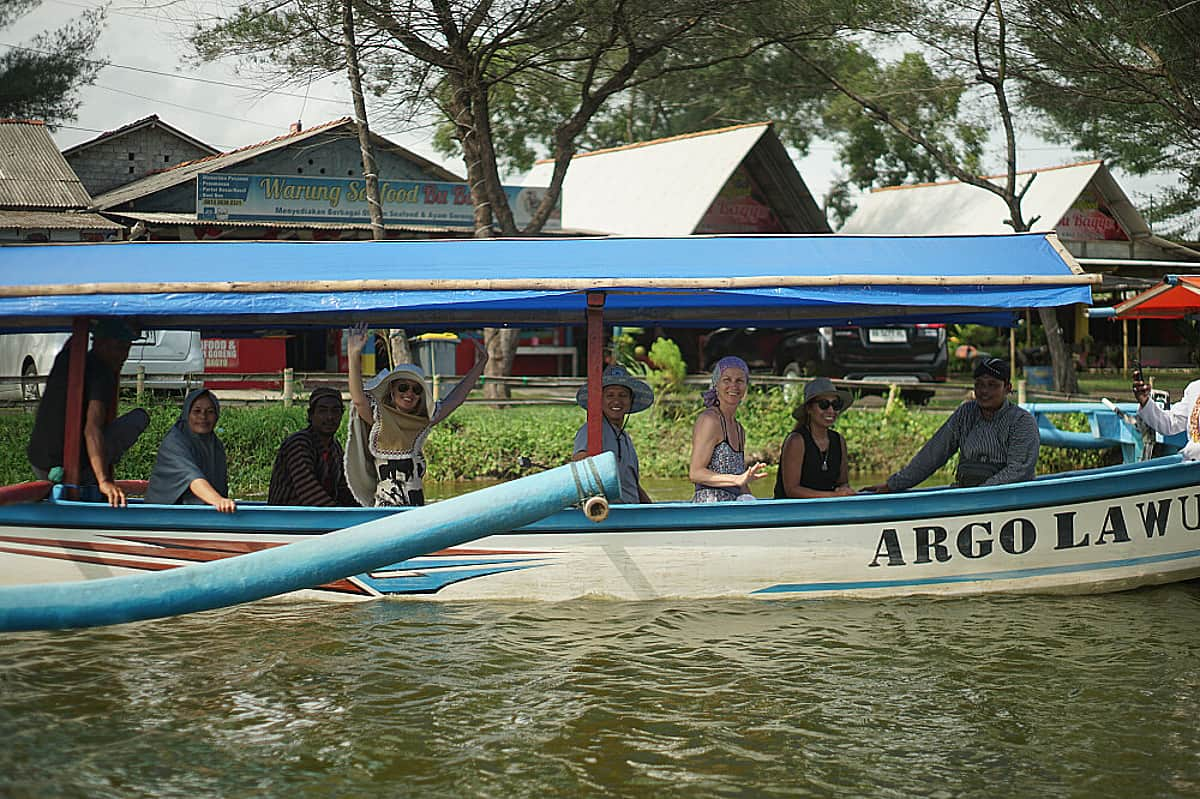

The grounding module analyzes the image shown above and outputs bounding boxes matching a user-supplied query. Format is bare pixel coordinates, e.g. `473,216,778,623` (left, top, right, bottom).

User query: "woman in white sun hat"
572,365,655,504
344,323,486,506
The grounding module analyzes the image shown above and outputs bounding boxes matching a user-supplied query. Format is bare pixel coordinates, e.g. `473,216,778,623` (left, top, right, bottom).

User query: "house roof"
61,114,219,158
91,118,464,210
0,120,93,209
521,123,830,235
0,210,122,231
107,210,471,235
839,161,1199,260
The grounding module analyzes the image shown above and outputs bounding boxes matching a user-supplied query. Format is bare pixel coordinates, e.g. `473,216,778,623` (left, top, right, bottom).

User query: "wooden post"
282,368,294,408
885,383,900,414
586,292,605,455
432,372,441,403
1136,318,1142,363
1009,324,1016,368
1017,379,1026,405
62,317,90,489
136,365,145,403
1122,319,1129,375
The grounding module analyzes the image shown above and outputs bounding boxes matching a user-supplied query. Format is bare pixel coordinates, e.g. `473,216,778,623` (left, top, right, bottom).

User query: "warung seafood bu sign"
196,173,561,230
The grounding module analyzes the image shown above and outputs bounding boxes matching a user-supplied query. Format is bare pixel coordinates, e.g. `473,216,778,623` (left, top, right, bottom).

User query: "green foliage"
0,398,1121,496
1009,0,1200,236
0,0,104,124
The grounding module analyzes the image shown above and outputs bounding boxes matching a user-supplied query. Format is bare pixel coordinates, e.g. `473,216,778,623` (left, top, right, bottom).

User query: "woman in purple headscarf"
688,356,768,503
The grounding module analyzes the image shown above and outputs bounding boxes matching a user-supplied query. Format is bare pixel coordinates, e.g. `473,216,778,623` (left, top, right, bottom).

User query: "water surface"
4,588,1200,797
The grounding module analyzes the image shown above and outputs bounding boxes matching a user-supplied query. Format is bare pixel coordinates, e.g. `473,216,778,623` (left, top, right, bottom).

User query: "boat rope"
585,458,604,498
569,461,585,505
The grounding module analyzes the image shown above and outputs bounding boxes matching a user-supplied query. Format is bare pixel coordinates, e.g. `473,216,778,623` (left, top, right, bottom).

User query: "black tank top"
773,426,843,498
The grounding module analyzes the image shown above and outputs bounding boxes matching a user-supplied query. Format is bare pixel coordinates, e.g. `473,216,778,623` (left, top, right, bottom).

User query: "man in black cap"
868,357,1040,491
27,318,150,507
267,387,357,506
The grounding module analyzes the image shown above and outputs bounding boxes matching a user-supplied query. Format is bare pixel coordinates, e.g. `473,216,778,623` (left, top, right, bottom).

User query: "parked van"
0,330,204,401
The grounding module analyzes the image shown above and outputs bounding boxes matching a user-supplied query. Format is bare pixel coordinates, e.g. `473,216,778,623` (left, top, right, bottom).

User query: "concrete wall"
67,125,213,197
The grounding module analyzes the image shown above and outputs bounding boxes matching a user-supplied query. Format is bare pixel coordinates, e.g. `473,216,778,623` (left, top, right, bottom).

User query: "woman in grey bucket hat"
572,365,653,504
775,377,855,499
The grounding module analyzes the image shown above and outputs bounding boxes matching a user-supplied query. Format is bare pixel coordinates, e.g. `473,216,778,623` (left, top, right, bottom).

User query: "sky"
5,0,1181,221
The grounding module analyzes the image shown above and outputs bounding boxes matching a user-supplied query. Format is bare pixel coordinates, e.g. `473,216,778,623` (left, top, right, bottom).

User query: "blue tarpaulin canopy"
0,234,1093,331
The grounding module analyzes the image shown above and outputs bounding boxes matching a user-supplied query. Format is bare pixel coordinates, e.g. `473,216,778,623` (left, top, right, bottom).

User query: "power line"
0,41,348,105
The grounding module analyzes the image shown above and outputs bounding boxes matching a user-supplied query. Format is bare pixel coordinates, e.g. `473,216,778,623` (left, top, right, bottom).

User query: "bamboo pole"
0,273,1101,298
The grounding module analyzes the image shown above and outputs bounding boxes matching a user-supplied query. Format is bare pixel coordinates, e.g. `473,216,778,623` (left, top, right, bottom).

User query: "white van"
0,330,204,401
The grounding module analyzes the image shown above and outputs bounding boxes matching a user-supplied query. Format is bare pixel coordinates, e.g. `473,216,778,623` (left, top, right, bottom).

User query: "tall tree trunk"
343,0,413,368
1039,307,1079,395
342,0,384,241
446,81,521,398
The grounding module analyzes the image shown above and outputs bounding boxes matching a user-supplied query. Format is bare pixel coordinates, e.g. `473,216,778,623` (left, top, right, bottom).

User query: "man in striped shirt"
868,358,1040,491
267,387,357,506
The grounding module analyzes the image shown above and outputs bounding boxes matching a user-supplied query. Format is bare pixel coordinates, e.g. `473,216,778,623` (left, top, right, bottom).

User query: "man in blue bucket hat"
27,318,150,507
572,365,654,504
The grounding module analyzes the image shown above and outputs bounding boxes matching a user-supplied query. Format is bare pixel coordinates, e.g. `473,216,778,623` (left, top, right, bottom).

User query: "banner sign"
196,173,561,230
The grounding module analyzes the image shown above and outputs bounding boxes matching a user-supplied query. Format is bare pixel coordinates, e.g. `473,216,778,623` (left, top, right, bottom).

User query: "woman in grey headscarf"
146,389,235,512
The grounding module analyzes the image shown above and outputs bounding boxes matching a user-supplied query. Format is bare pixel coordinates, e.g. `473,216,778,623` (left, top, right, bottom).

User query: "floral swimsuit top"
692,413,746,503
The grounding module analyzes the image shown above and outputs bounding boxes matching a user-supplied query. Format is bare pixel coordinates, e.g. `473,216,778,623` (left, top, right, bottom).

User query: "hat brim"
792,388,854,420
575,375,655,414
364,365,431,417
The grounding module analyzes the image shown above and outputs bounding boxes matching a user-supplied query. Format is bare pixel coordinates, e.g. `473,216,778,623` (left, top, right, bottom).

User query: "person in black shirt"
774,377,855,499
26,319,149,507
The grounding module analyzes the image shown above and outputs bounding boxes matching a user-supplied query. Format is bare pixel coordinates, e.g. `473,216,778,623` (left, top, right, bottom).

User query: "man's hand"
98,479,127,508
1132,378,1151,406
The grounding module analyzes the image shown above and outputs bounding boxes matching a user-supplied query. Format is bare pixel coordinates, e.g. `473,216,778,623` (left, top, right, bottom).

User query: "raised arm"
345,323,372,425
430,338,488,426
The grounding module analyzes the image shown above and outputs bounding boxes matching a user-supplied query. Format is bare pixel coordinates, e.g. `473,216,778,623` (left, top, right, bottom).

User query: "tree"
0,0,105,125
1007,0,1200,237
194,0,801,396
772,0,1081,393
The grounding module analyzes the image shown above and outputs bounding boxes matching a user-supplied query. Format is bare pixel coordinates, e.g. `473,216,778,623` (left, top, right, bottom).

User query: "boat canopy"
1110,275,1200,319
0,233,1094,331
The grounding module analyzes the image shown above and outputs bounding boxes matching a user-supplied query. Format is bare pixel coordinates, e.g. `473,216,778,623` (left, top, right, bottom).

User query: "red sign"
202,337,287,388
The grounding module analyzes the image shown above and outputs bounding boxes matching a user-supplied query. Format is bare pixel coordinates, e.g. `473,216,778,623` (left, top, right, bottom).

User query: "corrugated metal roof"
62,114,218,158
521,123,829,235
91,118,464,210
0,120,93,208
107,210,470,234
0,209,122,230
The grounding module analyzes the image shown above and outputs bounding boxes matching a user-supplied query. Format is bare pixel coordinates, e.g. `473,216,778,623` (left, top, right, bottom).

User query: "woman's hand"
739,462,768,488
833,484,856,497
345,323,369,356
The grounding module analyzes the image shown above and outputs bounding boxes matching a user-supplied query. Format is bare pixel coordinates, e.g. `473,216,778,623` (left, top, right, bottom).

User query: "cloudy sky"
5,0,1178,213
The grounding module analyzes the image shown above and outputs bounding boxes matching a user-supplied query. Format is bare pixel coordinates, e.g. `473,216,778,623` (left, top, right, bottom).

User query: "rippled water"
4,588,1200,798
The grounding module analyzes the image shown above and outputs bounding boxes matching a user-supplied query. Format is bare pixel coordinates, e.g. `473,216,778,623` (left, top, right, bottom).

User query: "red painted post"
586,292,605,455
62,317,90,489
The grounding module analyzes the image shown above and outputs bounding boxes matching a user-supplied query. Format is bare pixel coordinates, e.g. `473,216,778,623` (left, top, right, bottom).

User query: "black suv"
702,324,949,383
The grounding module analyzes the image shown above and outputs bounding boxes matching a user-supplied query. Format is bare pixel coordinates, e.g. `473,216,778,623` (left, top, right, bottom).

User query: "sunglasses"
391,382,423,396
812,398,844,411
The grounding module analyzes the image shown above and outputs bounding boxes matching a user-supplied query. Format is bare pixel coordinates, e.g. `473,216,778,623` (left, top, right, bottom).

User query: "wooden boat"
6,233,1197,602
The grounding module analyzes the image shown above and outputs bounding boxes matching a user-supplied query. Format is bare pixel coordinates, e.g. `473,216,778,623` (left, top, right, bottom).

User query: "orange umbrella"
1112,276,1200,319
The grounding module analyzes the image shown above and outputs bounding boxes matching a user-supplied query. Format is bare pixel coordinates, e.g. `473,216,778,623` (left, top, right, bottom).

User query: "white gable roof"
840,161,1115,235
523,123,822,235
